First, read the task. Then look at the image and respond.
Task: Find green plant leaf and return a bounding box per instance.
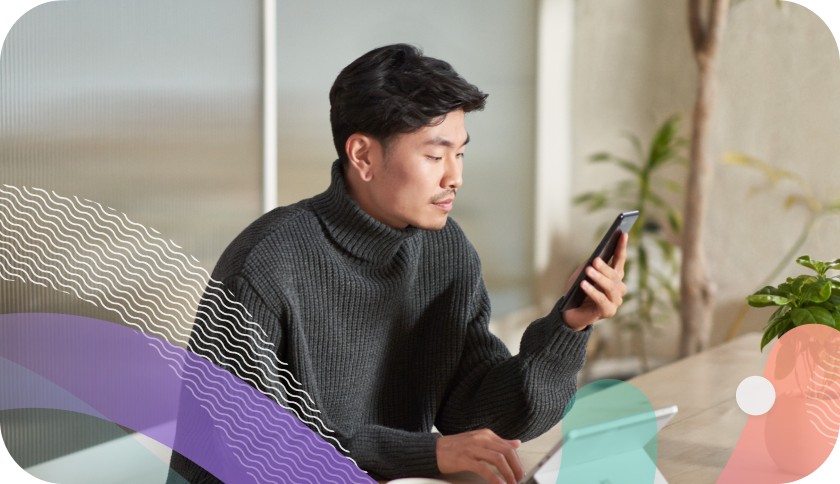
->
[749,285,785,298]
[801,279,832,303]
[623,133,644,161]
[658,179,683,194]
[590,152,611,162]
[645,192,670,212]
[757,285,782,294]
[796,255,834,276]
[638,244,650,283]
[796,254,815,268]
[652,271,680,308]
[573,192,601,204]
[648,116,682,170]
[790,306,835,326]
[761,306,792,351]
[817,295,840,312]
[590,152,641,176]
[773,332,798,379]
[573,192,609,211]
[577,115,686,350]
[747,294,790,307]
[616,180,637,195]
[666,210,682,233]
[616,159,643,176]
[723,152,807,190]
[723,152,764,169]
[779,275,815,299]
[784,194,811,211]
[654,238,676,265]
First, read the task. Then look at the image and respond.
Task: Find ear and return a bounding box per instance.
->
[345,134,380,182]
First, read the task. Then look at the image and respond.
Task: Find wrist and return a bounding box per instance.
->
[562,312,590,332]
[560,307,592,332]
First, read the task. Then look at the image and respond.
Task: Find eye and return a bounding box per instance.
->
[426,155,443,161]
[456,152,465,159]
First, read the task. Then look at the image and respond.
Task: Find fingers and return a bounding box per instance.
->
[476,447,519,484]
[561,234,630,328]
[582,261,627,319]
[611,232,629,277]
[437,430,523,484]
[473,464,504,484]
[586,259,626,305]
[580,279,619,319]
[469,434,522,484]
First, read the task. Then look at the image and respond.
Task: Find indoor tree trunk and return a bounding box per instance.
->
[680,60,715,356]
[680,0,729,357]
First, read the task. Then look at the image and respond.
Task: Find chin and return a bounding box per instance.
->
[414,216,449,231]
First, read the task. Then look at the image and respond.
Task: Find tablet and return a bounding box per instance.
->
[556,210,638,312]
[520,405,678,484]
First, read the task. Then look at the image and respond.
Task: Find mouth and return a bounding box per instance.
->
[433,198,454,213]
[431,189,457,213]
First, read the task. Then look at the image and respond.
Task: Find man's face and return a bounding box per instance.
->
[365,109,469,231]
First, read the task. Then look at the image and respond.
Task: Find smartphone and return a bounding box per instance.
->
[556,210,639,312]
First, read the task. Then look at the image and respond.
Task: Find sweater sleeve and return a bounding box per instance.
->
[435,274,592,441]
[339,425,441,479]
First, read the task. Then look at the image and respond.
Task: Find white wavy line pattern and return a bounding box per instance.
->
[800,349,840,443]
[805,409,839,440]
[0,185,360,481]
[145,334,350,483]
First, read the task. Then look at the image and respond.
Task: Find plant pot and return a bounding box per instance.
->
[764,391,838,475]
[762,324,840,477]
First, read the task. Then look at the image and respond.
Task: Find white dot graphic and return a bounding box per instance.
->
[736,376,776,416]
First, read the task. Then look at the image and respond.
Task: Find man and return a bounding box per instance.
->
[170,43,627,483]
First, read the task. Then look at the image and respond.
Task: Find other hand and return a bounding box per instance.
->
[436,429,523,484]
[562,232,628,331]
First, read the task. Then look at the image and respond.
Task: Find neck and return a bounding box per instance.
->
[344,166,407,230]
[310,160,418,265]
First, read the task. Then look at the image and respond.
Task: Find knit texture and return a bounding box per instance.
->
[169,160,591,481]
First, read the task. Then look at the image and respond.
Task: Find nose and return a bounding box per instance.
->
[442,156,463,191]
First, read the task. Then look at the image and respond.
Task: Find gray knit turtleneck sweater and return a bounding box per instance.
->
[171,161,590,481]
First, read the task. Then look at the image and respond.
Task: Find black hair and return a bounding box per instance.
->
[329,43,488,163]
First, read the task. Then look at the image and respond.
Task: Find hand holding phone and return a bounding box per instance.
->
[556,211,638,312]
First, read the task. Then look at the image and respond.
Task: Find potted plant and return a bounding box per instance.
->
[745,255,840,475]
[724,152,840,341]
[574,115,685,373]
[746,255,840,351]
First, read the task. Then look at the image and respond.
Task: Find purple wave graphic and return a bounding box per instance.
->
[0,313,373,483]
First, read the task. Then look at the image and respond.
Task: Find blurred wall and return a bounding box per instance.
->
[275,0,540,315]
[568,0,840,356]
[0,0,262,468]
[712,0,840,341]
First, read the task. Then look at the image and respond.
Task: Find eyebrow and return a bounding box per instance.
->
[423,133,470,148]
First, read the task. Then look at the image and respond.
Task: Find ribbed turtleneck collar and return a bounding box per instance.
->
[311,160,421,264]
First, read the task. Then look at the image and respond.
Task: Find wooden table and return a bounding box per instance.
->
[441,332,778,483]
